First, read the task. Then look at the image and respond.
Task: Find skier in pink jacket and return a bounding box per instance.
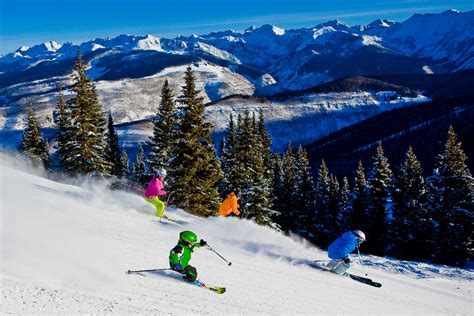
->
[144,168,168,218]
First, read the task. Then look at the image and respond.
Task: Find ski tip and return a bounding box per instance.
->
[211,287,226,294]
[126,270,131,274]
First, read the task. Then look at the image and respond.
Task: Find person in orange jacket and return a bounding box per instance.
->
[218,191,240,216]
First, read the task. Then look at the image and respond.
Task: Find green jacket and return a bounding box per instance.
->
[169,242,203,269]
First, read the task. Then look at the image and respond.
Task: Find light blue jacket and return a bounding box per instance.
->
[328,231,358,259]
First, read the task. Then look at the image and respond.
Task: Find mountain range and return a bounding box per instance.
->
[0,9,473,157]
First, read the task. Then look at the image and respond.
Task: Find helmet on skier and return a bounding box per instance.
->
[156,168,167,178]
[179,231,197,245]
[352,230,366,242]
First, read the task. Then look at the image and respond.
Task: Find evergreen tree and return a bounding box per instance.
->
[121,149,130,179]
[231,110,272,225]
[327,174,341,239]
[106,111,124,177]
[219,113,238,197]
[352,160,370,230]
[293,146,316,236]
[22,105,50,168]
[271,153,285,225]
[147,80,178,174]
[391,146,431,260]
[339,177,351,231]
[54,90,70,169]
[170,66,222,216]
[428,127,473,266]
[367,143,393,255]
[277,143,297,231]
[132,145,147,185]
[62,52,110,176]
[314,159,331,243]
[257,110,273,177]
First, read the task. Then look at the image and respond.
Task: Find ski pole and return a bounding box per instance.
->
[357,247,369,277]
[165,192,173,205]
[126,268,170,274]
[206,245,232,266]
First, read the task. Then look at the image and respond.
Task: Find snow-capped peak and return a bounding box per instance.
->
[134,34,162,51]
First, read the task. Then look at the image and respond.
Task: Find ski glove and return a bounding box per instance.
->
[200,239,207,247]
[344,257,351,264]
[174,263,182,271]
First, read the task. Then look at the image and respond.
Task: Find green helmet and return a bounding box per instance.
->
[179,231,197,244]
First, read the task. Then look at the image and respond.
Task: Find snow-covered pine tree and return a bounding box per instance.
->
[246,111,273,226]
[22,104,50,168]
[231,110,272,225]
[219,113,238,197]
[120,149,130,179]
[257,110,273,178]
[277,142,297,231]
[54,90,71,170]
[390,146,431,261]
[132,145,147,186]
[367,143,393,255]
[314,159,331,243]
[170,66,222,216]
[63,52,111,176]
[351,160,370,230]
[428,127,473,266]
[293,145,316,237]
[147,80,178,174]
[271,153,285,223]
[106,112,124,178]
[339,176,351,231]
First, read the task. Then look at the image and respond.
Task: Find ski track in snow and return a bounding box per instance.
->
[1,156,473,314]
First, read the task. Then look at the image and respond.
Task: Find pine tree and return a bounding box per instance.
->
[391,146,431,260]
[22,105,50,168]
[106,111,124,177]
[367,143,393,255]
[132,145,147,185]
[271,153,285,224]
[277,143,297,231]
[257,110,273,177]
[62,52,110,176]
[339,177,351,231]
[121,149,130,179]
[230,110,272,225]
[314,159,331,243]
[294,146,316,237]
[352,160,370,230]
[170,66,222,216]
[428,127,473,266]
[54,90,70,169]
[219,113,238,197]
[327,174,341,239]
[147,80,178,174]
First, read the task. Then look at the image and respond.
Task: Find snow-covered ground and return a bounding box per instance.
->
[1,154,473,314]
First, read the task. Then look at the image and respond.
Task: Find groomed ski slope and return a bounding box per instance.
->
[1,158,473,314]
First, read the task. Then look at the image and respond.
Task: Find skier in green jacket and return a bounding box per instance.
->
[169,231,207,282]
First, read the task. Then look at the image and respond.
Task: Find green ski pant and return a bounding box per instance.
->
[144,196,165,217]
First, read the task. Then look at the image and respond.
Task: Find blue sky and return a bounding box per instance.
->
[1,0,473,54]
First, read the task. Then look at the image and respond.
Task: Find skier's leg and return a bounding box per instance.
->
[332,257,352,275]
[153,197,165,217]
[144,196,165,217]
[183,265,198,282]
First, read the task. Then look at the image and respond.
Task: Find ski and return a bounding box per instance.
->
[309,261,382,288]
[160,215,185,224]
[349,274,382,288]
[194,280,226,294]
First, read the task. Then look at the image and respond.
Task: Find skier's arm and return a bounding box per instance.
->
[169,245,183,267]
[194,239,207,248]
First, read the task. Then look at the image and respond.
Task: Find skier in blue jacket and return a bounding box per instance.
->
[326,230,366,276]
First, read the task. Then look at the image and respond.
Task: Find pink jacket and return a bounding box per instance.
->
[144,175,167,198]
